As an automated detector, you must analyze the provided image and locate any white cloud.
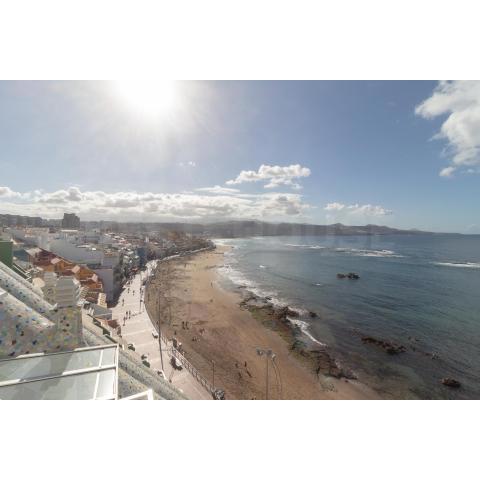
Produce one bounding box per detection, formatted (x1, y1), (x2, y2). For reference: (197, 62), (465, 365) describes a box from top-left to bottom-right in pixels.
(415, 81), (480, 177)
(324, 202), (346, 212)
(195, 185), (240, 195)
(0, 186), (310, 221)
(226, 164), (311, 189)
(325, 202), (392, 217)
(0, 186), (21, 198)
(439, 166), (455, 178)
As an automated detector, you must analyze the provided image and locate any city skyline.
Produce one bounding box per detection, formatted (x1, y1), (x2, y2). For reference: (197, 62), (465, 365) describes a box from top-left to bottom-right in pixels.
(1, 81), (479, 233)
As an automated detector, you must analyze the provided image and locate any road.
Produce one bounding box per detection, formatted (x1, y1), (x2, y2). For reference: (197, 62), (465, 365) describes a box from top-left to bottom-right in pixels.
(111, 261), (211, 400)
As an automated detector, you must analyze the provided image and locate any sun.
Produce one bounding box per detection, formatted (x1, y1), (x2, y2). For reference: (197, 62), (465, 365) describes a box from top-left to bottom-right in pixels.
(115, 80), (179, 118)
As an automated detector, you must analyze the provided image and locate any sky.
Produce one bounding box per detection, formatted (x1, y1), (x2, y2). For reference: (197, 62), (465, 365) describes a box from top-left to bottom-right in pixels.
(0, 80), (479, 233)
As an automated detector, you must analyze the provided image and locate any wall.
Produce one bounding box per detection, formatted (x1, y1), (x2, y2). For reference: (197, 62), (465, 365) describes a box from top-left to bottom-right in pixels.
(93, 267), (114, 302)
(0, 241), (13, 269)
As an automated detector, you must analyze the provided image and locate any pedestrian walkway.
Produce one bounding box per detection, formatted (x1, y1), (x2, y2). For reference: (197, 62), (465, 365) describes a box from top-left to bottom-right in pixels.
(111, 262), (211, 400)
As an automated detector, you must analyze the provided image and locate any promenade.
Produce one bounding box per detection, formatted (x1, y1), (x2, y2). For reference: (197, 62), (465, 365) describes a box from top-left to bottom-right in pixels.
(111, 261), (211, 400)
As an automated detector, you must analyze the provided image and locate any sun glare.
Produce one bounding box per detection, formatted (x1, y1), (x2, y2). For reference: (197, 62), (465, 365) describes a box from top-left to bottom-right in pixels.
(115, 80), (179, 118)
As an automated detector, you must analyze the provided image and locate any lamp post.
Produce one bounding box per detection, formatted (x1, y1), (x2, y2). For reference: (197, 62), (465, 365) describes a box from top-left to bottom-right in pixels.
(212, 360), (215, 390)
(256, 348), (275, 400)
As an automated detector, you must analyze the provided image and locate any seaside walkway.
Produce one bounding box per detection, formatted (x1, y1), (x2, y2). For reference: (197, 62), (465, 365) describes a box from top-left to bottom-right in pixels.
(110, 262), (211, 400)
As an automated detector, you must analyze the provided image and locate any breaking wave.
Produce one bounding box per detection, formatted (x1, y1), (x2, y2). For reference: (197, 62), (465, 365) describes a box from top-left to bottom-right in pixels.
(287, 317), (326, 346)
(433, 262), (480, 269)
(285, 243), (403, 257)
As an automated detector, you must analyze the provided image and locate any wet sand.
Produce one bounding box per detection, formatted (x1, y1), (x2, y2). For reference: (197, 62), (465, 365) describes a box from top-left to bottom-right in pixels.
(145, 246), (379, 399)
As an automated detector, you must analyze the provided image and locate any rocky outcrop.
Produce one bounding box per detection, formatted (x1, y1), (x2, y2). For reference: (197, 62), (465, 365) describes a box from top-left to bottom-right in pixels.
(274, 306), (299, 320)
(361, 336), (406, 354)
(238, 291), (360, 382)
(337, 272), (360, 279)
(441, 378), (461, 388)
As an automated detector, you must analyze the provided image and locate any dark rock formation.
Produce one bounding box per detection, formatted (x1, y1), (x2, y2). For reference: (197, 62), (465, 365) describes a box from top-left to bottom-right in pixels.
(441, 378), (461, 388)
(272, 306), (299, 321)
(361, 336), (406, 354)
(309, 311), (318, 318)
(312, 348), (357, 380)
(337, 272), (360, 279)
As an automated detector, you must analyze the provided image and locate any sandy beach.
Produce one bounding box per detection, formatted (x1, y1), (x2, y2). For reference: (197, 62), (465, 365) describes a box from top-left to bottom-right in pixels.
(145, 246), (379, 399)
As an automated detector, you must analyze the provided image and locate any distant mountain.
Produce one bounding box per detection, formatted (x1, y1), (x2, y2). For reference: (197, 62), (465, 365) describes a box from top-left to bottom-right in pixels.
(100, 220), (433, 237)
(198, 221), (434, 238)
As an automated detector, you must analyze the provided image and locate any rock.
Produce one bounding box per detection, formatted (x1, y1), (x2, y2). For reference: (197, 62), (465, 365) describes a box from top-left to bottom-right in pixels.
(441, 378), (461, 388)
(273, 306), (299, 321)
(286, 307), (299, 318)
(361, 336), (406, 354)
(313, 349), (357, 380)
(309, 311), (318, 318)
(337, 272), (360, 279)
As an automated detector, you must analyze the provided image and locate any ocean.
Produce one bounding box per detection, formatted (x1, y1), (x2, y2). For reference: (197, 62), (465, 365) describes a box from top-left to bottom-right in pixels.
(215, 234), (480, 399)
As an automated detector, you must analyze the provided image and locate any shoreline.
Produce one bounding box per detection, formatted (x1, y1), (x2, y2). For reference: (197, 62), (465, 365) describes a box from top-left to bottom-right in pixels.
(145, 245), (379, 399)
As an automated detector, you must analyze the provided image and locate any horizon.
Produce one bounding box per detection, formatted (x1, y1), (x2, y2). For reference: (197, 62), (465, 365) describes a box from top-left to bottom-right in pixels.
(2, 210), (478, 235)
(1, 81), (479, 234)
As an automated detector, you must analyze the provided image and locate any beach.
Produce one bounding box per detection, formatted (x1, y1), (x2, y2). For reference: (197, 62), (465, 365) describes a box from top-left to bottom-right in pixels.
(145, 246), (379, 399)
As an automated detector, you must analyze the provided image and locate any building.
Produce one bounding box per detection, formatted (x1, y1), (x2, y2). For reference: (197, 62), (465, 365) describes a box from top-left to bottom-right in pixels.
(0, 259), (84, 358)
(61, 213), (80, 229)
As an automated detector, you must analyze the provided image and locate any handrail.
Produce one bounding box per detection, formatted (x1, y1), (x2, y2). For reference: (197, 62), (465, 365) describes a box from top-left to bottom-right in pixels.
(161, 334), (215, 395)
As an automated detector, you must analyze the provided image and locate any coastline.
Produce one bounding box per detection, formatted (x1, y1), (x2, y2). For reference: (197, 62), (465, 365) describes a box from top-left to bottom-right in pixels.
(145, 245), (379, 399)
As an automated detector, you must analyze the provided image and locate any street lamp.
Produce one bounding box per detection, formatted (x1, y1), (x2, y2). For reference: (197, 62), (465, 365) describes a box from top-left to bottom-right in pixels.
(256, 348), (276, 400)
(212, 360), (215, 390)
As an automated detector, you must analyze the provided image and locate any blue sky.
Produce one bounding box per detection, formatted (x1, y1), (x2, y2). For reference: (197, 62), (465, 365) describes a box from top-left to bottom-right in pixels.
(0, 80), (479, 232)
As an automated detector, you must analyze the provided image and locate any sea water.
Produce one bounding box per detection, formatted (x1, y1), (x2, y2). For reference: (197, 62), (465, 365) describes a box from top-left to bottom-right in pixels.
(215, 234), (480, 399)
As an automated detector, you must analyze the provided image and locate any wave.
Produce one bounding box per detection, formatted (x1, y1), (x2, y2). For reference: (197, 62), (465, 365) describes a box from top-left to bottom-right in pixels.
(285, 243), (326, 250)
(336, 247), (403, 258)
(213, 239), (234, 247)
(287, 317), (326, 346)
(433, 262), (480, 269)
(285, 243), (402, 257)
(217, 263), (284, 306)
